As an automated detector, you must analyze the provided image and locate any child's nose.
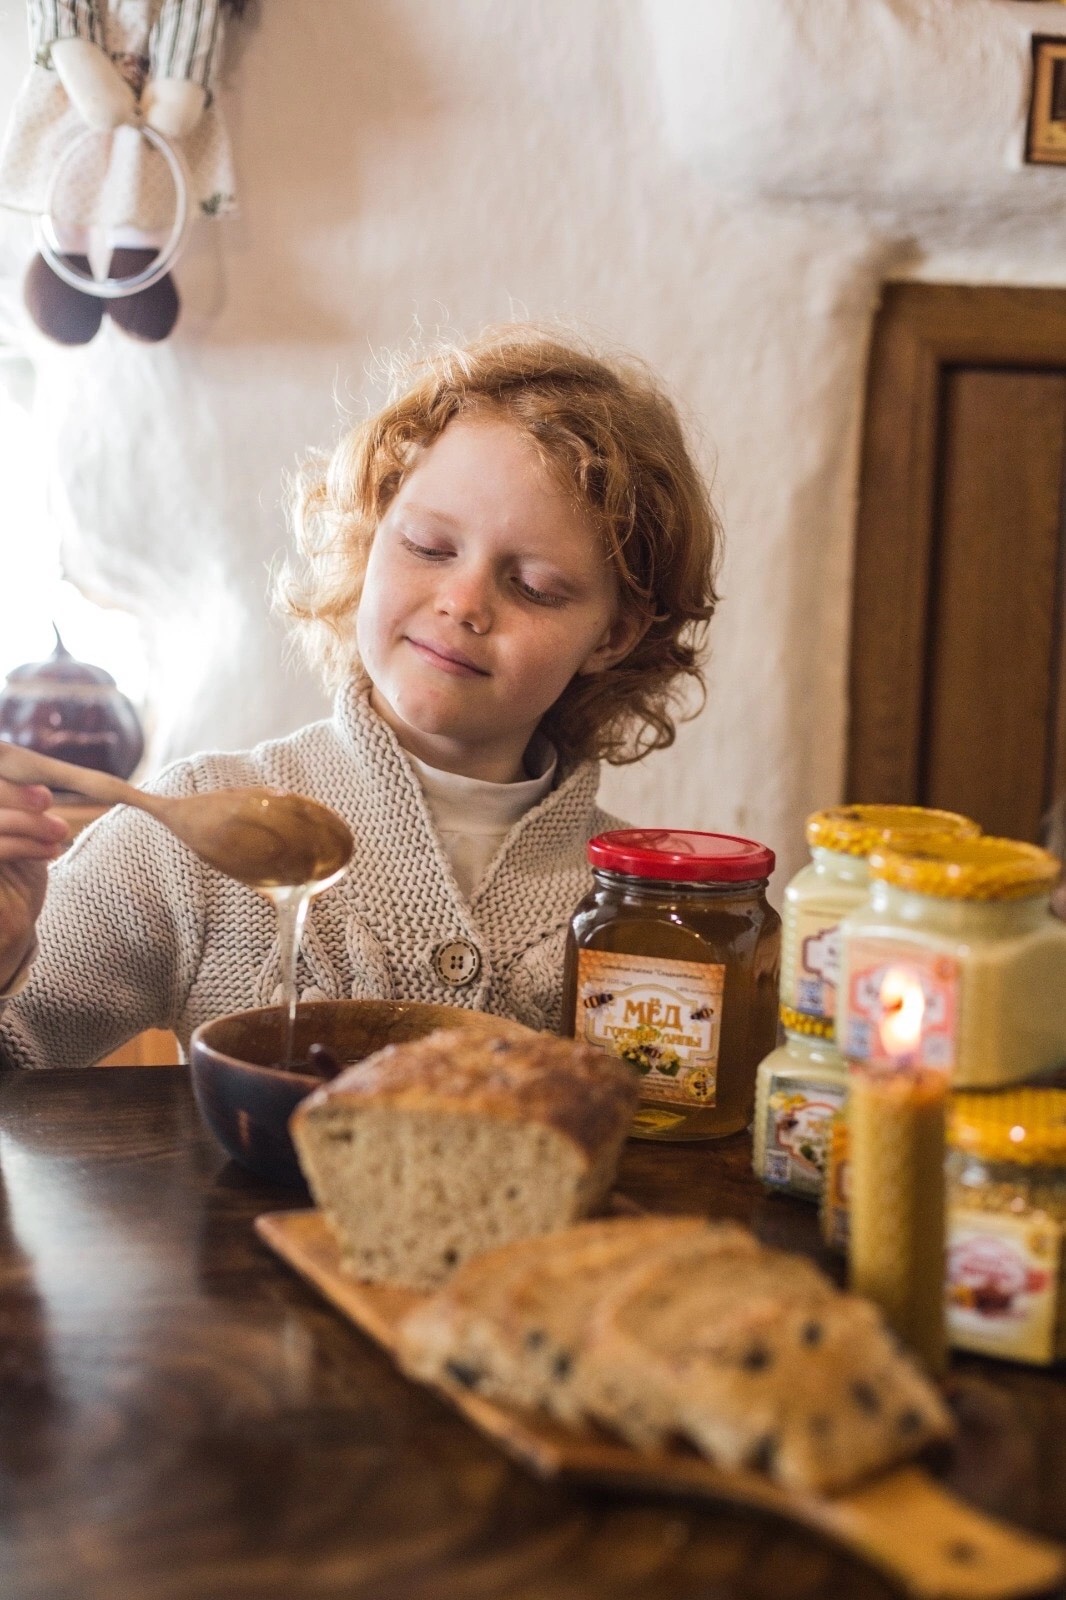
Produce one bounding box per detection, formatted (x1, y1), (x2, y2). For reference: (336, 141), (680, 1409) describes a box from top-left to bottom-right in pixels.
(437, 568), (494, 633)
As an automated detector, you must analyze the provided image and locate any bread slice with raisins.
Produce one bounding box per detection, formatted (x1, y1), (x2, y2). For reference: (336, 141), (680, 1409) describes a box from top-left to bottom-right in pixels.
(397, 1215), (734, 1416)
(577, 1243), (953, 1493)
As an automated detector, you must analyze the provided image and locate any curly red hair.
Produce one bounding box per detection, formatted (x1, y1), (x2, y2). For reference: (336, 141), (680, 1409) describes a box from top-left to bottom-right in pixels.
(274, 326), (721, 765)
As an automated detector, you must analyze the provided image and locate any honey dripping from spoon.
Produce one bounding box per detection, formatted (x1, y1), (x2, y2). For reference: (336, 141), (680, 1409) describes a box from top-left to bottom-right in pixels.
(226, 793), (353, 1073)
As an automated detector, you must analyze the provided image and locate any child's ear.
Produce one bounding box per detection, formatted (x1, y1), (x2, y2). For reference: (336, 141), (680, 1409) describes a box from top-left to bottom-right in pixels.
(578, 610), (649, 676)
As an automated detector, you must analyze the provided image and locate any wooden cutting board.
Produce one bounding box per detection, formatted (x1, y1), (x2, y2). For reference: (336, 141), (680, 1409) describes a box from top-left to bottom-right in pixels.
(255, 1209), (1064, 1600)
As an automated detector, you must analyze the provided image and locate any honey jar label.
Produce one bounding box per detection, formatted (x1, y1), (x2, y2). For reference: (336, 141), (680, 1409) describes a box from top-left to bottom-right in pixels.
(761, 1073), (847, 1198)
(574, 949), (725, 1104)
(842, 939), (959, 1071)
(789, 909), (842, 1022)
(947, 1209), (1062, 1364)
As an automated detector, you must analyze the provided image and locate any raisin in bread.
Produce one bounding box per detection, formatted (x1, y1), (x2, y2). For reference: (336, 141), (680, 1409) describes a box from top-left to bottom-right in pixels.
(290, 1028), (639, 1289)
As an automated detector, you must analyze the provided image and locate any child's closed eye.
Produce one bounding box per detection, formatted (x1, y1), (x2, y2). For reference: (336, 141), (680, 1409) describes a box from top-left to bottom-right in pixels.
(400, 535), (452, 561)
(514, 576), (568, 607)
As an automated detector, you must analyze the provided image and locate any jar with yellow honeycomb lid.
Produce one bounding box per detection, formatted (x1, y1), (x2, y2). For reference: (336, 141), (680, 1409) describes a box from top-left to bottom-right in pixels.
(946, 1081), (1066, 1364)
(780, 805), (979, 1043)
(837, 836), (1066, 1090)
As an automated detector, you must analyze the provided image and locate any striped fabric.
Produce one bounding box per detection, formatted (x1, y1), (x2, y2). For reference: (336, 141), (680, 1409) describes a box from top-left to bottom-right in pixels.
(28, 0), (102, 61)
(149, 0), (223, 91)
(27, 1), (223, 89)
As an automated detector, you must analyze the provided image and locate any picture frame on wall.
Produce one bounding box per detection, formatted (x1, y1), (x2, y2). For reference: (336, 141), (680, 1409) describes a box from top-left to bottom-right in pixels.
(1027, 34), (1066, 164)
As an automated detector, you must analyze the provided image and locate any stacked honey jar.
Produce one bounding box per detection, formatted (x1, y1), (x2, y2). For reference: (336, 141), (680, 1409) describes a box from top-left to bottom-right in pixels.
(754, 805), (1066, 1371)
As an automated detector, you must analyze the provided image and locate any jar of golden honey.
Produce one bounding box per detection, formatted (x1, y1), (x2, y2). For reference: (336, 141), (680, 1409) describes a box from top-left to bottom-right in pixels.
(781, 805), (979, 1042)
(946, 1084), (1066, 1366)
(562, 830), (780, 1141)
(837, 836), (1066, 1090)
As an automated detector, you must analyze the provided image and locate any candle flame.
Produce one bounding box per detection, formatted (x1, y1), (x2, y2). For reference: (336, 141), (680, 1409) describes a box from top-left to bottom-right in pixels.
(878, 965), (925, 1056)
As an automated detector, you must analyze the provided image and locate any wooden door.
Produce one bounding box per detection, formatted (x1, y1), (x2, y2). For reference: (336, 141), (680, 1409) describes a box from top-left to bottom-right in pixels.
(847, 284), (1066, 843)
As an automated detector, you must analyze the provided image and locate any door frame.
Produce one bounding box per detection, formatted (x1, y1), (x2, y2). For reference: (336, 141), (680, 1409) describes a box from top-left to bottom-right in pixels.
(847, 281), (1066, 807)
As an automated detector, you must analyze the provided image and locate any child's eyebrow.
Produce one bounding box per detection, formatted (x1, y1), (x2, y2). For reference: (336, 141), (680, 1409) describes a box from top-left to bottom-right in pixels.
(394, 502), (460, 529)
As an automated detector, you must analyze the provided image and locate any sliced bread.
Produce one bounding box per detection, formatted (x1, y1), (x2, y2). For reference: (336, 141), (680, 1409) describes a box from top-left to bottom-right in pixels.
(397, 1214), (725, 1416)
(577, 1243), (953, 1492)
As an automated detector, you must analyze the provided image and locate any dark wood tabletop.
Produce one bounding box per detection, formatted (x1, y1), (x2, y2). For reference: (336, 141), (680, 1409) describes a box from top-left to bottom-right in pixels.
(1, 1067), (1063, 1600)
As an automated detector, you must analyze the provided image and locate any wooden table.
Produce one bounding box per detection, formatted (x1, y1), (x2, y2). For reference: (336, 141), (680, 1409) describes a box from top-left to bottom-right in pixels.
(0, 1069), (1062, 1600)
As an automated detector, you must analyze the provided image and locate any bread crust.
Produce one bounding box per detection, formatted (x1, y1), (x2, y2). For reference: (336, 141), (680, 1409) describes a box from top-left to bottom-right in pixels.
(293, 1027), (639, 1161)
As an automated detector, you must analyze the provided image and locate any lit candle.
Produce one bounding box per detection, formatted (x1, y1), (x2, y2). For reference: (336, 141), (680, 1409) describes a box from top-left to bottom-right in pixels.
(846, 963), (949, 1375)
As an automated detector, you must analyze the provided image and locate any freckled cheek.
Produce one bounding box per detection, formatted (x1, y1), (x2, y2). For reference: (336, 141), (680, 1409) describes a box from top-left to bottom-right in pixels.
(503, 628), (591, 691)
(358, 562), (411, 651)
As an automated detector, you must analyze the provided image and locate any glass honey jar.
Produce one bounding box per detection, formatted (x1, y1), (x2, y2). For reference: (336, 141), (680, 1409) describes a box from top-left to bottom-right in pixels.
(562, 830), (780, 1141)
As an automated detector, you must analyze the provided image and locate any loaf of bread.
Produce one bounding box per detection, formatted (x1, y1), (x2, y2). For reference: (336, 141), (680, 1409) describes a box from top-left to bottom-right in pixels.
(396, 1215), (954, 1493)
(289, 1028), (639, 1289)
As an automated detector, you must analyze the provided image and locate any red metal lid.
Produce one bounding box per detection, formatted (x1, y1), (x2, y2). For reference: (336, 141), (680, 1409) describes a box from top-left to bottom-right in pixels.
(587, 829), (775, 883)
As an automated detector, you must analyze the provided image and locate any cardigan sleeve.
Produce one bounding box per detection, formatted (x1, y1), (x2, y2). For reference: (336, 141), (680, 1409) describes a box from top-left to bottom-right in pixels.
(0, 763), (208, 1071)
(28, 0), (103, 63)
(149, 0), (224, 90)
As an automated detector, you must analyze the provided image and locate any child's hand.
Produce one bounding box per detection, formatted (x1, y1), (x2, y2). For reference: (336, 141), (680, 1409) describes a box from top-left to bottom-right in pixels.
(0, 781), (69, 993)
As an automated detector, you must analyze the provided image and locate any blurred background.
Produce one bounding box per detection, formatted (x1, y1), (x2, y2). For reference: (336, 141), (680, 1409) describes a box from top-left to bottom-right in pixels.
(3, 0), (1066, 891)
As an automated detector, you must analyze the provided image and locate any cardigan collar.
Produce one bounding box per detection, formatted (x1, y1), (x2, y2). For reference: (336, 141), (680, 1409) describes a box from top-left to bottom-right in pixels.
(330, 680), (603, 960)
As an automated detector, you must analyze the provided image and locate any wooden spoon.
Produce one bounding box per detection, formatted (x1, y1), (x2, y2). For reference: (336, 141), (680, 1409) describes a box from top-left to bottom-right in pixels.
(0, 742), (354, 890)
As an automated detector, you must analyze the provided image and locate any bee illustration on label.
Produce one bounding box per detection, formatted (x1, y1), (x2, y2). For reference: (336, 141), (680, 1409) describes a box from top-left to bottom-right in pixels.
(690, 1006), (714, 1022)
(687, 1068), (713, 1100)
(583, 992), (614, 1011)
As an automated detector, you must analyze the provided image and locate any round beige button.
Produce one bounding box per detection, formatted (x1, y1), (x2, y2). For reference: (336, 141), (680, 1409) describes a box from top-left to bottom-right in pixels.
(433, 938), (481, 987)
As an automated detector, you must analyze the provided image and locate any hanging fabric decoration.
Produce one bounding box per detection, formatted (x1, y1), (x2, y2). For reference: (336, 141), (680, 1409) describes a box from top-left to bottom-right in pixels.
(0, 0), (240, 345)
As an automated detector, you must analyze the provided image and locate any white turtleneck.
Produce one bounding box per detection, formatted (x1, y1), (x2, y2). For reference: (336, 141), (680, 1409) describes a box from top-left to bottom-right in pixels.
(406, 735), (558, 899)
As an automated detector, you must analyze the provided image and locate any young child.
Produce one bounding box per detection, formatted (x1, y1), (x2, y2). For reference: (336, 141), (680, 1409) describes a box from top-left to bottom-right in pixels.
(0, 327), (720, 1069)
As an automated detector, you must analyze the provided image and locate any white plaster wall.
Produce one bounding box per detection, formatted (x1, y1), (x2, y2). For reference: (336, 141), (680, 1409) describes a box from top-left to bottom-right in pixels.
(2, 0), (1065, 892)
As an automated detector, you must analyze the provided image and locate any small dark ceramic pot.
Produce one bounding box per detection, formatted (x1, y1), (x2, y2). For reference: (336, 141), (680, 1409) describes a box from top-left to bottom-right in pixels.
(0, 633), (144, 783)
(189, 999), (535, 1188)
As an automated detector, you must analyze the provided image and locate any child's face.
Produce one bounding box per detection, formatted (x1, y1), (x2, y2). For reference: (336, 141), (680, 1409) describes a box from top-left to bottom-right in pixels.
(356, 416), (639, 781)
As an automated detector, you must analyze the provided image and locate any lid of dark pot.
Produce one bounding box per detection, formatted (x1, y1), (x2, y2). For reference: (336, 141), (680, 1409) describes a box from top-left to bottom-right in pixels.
(4, 631), (116, 688)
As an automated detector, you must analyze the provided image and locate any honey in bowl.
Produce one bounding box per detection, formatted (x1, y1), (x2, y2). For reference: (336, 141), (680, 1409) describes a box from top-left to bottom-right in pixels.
(563, 830), (780, 1140)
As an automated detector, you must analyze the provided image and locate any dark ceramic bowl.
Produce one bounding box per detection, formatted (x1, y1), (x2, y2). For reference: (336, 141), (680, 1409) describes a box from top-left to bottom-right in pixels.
(189, 999), (536, 1188)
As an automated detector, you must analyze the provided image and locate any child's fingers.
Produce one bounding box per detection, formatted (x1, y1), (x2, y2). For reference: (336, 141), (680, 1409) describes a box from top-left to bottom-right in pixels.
(0, 804), (70, 850)
(0, 779), (55, 813)
(0, 836), (66, 862)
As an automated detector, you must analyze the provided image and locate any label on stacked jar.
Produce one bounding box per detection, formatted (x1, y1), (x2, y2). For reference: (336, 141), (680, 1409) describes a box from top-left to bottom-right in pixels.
(820, 1112), (850, 1251)
(947, 1210), (1062, 1365)
(761, 1072), (847, 1198)
(573, 949), (724, 1104)
(842, 940), (959, 1071)
(788, 909), (841, 1025)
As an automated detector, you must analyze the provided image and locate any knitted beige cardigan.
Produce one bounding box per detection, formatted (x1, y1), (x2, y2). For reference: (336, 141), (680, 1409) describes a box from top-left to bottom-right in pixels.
(0, 685), (621, 1070)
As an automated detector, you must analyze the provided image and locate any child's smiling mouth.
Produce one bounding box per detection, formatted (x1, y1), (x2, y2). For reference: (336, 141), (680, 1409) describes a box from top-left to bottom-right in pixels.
(406, 636), (491, 677)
